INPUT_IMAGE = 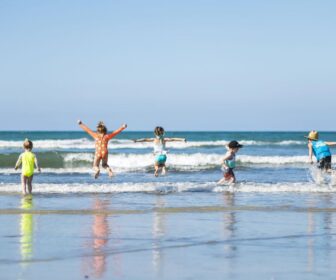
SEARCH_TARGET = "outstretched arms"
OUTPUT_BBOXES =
[106,124,127,140]
[78,120,97,139]
[165,138,186,142]
[326,142,336,146]
[134,137,186,143]
[133,138,154,143]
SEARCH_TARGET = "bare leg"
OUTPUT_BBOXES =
[154,164,159,177]
[161,165,166,175]
[217,178,227,185]
[27,176,33,194]
[102,158,113,177]
[93,157,101,179]
[218,173,235,185]
[21,175,27,195]
[107,167,114,177]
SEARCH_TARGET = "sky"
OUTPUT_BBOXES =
[0,0,335,131]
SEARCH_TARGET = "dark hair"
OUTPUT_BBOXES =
[228,140,243,149]
[97,121,107,134]
[23,139,33,150]
[154,126,165,137]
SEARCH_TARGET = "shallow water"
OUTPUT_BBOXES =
[1,131,336,279]
[1,192,336,279]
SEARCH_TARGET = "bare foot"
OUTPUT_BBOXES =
[94,169,100,179]
[108,168,114,178]
[154,170,159,177]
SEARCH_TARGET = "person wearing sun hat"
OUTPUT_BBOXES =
[305,130,336,172]
[218,140,243,184]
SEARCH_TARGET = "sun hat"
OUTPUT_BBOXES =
[304,130,319,141]
[228,140,243,149]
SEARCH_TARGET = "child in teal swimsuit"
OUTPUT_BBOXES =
[15,139,41,195]
[134,127,186,177]
[218,140,243,185]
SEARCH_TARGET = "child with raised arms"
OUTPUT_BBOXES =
[15,139,41,195]
[78,120,127,179]
[218,140,243,185]
[134,126,186,177]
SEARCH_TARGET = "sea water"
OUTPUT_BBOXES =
[1,131,336,279]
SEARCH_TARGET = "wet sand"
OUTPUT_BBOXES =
[1,192,336,279]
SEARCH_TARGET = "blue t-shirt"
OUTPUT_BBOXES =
[312,140,331,161]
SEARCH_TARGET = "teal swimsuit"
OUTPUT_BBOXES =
[154,137,167,165]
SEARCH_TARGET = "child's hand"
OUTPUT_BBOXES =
[122,124,127,129]
[222,165,229,172]
[78,120,82,125]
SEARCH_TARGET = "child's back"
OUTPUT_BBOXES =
[21,151,36,177]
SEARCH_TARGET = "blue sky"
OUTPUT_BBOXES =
[0,0,335,131]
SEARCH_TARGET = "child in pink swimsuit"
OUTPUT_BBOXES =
[78,120,127,179]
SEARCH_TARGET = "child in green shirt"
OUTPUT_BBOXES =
[15,139,41,195]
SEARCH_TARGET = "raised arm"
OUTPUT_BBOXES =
[15,154,22,170]
[78,120,97,139]
[133,138,154,143]
[106,124,127,140]
[165,138,186,142]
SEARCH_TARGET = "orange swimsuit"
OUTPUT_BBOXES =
[80,124,125,161]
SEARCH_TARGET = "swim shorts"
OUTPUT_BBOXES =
[155,154,167,166]
[318,156,332,170]
[224,168,235,181]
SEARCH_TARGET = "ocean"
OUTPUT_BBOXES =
[1,131,336,279]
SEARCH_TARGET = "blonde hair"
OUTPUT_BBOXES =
[23,139,33,150]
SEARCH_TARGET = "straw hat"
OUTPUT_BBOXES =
[304,130,319,141]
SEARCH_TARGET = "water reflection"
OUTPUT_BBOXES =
[152,196,166,275]
[307,209,315,272]
[20,195,34,267]
[222,192,237,258]
[221,191,237,278]
[83,198,110,279]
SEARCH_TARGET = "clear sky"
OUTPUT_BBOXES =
[0,0,335,131]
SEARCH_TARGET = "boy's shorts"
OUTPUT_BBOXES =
[318,156,332,170]
[224,168,235,180]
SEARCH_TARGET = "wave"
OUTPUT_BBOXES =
[0,139,305,150]
[0,152,313,170]
[0,152,316,170]
[0,181,335,194]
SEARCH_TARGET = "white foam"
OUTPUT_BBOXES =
[0,167,93,175]
[0,181,335,194]
[0,153,312,174]
[0,139,305,150]
[0,138,94,149]
[63,153,310,166]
